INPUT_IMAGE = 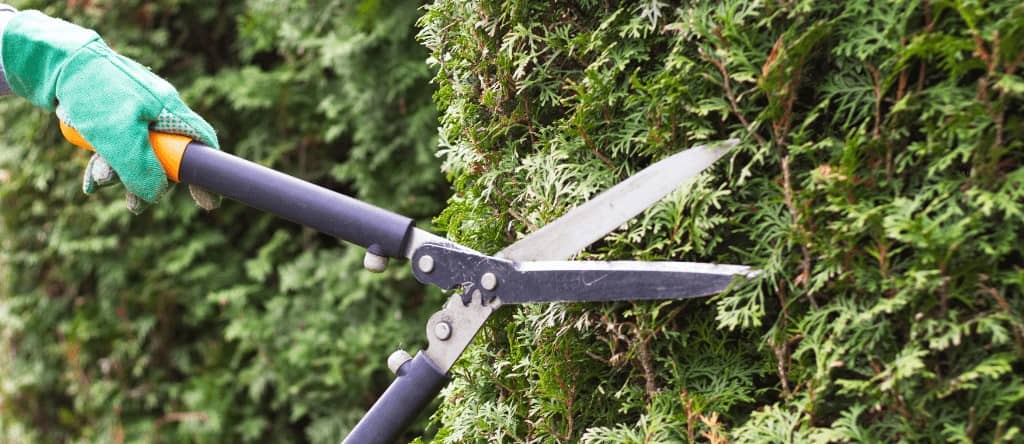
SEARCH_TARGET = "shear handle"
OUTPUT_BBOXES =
[343,352,449,444]
[61,123,415,259]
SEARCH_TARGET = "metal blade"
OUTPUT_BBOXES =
[497,139,738,262]
[502,260,754,304]
[412,243,755,305]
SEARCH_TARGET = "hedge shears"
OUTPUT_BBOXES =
[61,123,753,444]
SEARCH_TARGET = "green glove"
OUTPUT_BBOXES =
[2,10,221,213]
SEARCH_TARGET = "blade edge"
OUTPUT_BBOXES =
[497,139,738,262]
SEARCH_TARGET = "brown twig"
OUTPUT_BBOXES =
[771,284,793,397]
[637,332,659,398]
[866,63,883,141]
[782,155,817,308]
[490,186,539,233]
[699,47,768,146]
[577,123,617,170]
[682,389,697,443]
[980,282,1024,356]
[523,95,538,148]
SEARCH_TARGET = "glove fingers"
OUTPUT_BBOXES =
[188,184,221,211]
[125,191,150,215]
[83,154,153,215]
[82,153,119,194]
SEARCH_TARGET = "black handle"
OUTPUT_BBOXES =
[178,143,414,258]
[343,352,449,444]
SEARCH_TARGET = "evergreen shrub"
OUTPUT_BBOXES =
[418,0,1024,442]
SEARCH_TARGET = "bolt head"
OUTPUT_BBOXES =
[480,272,498,291]
[418,255,435,273]
[434,321,452,341]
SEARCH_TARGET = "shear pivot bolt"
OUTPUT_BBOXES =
[418,255,435,273]
[434,321,452,341]
[480,272,498,291]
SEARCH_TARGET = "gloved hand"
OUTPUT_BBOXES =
[2,10,221,213]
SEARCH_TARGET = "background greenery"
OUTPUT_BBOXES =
[2,0,1024,443]
[1,0,446,442]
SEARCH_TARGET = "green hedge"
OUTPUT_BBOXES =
[2,0,1023,443]
[419,0,1024,442]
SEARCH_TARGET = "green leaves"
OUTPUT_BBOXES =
[420,0,1024,441]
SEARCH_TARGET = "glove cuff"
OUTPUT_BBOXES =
[1,10,100,110]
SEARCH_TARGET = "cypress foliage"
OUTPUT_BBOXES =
[418,0,1024,442]
[0,1,443,442]
[0,0,1022,443]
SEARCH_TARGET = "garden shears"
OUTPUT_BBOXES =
[61,122,753,444]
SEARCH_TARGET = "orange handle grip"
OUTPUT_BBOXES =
[59,121,192,182]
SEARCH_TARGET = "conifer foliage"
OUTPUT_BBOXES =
[418,0,1024,441]
[0,0,1021,443]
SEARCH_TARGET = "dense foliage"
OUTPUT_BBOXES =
[1,0,444,442]
[1,0,1023,443]
[418,0,1024,442]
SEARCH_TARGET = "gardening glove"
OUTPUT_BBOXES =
[1,10,221,213]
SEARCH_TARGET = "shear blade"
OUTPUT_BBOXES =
[500,260,755,304]
[411,243,754,305]
[497,139,738,262]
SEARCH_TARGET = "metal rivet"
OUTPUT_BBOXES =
[480,272,498,291]
[418,255,435,273]
[387,349,412,375]
[434,321,452,341]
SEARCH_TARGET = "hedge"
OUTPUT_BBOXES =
[1,0,1023,443]
[419,0,1024,442]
